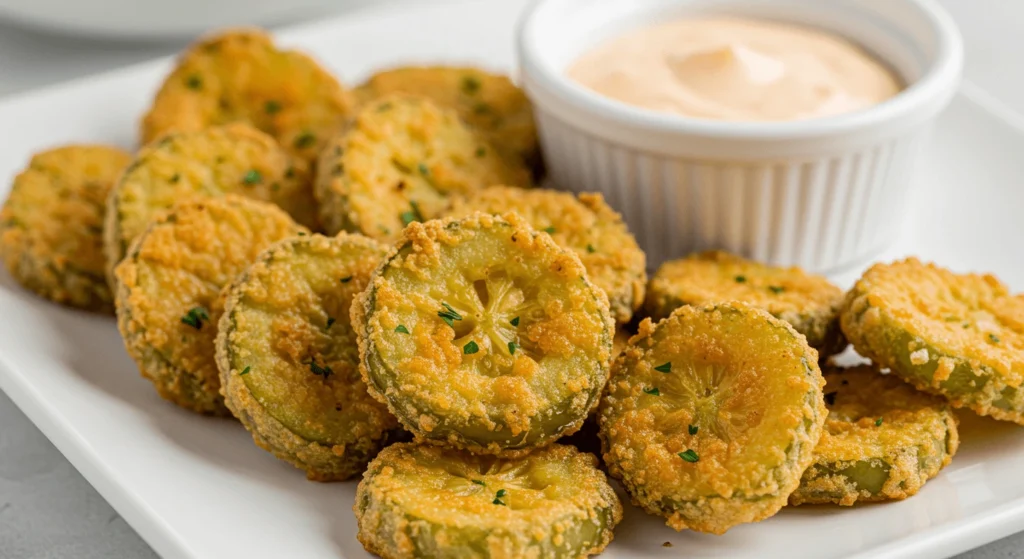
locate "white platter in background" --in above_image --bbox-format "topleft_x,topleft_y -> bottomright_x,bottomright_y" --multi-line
0,0 -> 1023,557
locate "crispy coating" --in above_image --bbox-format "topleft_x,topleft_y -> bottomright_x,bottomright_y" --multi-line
646,251 -> 846,358
140,28 -> 353,165
216,233 -> 397,480
355,66 -> 539,172
1,145 -> 130,313
353,212 -> 614,456
114,196 -> 307,415
448,186 -> 646,324
790,366 -> 959,506
354,443 -> 621,559
841,258 -> 1024,423
599,303 -> 826,534
315,96 -> 530,243
104,124 -> 315,285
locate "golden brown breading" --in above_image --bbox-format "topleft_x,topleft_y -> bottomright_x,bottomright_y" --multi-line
448,186 -> 646,324
141,28 -> 353,165
216,233 -> 397,481
1,145 -> 130,312
355,443 -> 621,559
315,96 -> 530,243
841,257 -> 1024,423
114,195 -> 307,415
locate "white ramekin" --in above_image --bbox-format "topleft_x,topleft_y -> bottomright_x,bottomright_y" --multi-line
518,0 -> 963,273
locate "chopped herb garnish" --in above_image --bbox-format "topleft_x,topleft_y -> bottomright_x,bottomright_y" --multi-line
340,276 -> 353,283
395,325 -> 410,334
185,74 -> 202,90
180,306 -> 210,330
294,132 -> 316,149
464,341 -> 480,355
508,341 -> 518,355
989,334 -> 1001,344
510,316 -> 520,327
735,275 -> 747,283
474,103 -> 492,115
400,200 -> 424,227
309,360 -> 334,379
169,173 -> 181,184
678,449 -> 699,463
492,489 -> 508,505
688,424 -> 698,435
418,162 -> 430,176
461,76 -> 482,95
242,169 -> 262,185
586,244 -> 596,253
438,302 -> 463,328
285,167 -> 296,178
239,366 -> 251,376
475,147 -> 486,158
643,387 -> 661,396
769,285 -> 785,294
264,100 -> 282,114
326,317 -> 336,329
542,226 -> 556,234
875,417 -> 884,426
654,362 -> 672,373
472,479 -> 486,486
824,391 -> 837,406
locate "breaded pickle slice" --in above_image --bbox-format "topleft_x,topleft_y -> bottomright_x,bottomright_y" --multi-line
353,213 -> 614,456
791,366 -> 959,506
355,66 -> 539,170
842,258 -> 1024,423
104,124 -> 316,284
141,28 -> 353,163
355,443 -> 622,559
315,96 -> 530,243
115,196 -> 306,415
216,233 -> 397,480
1,145 -> 130,313
449,186 -> 646,324
599,303 -> 826,534
647,251 -> 846,357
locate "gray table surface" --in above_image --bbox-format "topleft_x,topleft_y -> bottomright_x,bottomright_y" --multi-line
0,1 -> 1022,557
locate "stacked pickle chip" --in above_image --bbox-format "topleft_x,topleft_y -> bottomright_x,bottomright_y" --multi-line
10,24 -> 1024,558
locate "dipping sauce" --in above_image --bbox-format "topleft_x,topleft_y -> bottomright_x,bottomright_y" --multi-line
567,17 -> 902,122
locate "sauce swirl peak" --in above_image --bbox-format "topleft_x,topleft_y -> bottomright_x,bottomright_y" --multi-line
568,17 -> 902,122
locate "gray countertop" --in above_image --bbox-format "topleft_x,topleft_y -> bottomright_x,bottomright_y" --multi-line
0,1 -> 1022,557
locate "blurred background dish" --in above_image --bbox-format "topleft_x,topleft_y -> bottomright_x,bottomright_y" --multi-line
0,0 -> 373,39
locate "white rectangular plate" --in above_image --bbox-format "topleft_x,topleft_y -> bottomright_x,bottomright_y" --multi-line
1,1 -> 1023,557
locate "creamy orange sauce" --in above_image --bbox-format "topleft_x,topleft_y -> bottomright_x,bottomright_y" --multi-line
568,17 -> 902,122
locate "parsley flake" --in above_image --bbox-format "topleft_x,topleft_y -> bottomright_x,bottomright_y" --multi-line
735,275 -> 747,283
989,334 -> 1001,344
461,76 -> 482,95
294,132 -> 316,149
586,244 -> 596,253
464,341 -> 480,355
181,306 -> 210,330
169,173 -> 181,184
643,387 -> 661,396
472,479 -> 486,486
395,325 -> 410,334
185,74 -> 202,90
875,417 -> 884,426
340,276 -> 353,283
493,489 -> 508,505
326,317 -> 336,329
475,147 -> 486,158
508,341 -> 518,355
400,201 -> 424,226
264,100 -> 282,114
654,362 -> 672,373
309,360 -> 334,379
438,303 -> 463,327
239,366 -> 251,376
688,424 -> 698,435
542,226 -> 556,234
242,169 -> 262,185
678,449 -> 700,463
418,163 -> 430,176
510,316 -> 520,327
769,285 -> 785,294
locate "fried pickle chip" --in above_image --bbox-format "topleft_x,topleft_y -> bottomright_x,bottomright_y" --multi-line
354,443 -> 621,559
599,303 -> 826,534
355,66 -> 539,172
216,233 -> 396,480
1,145 -> 130,312
104,124 -> 315,285
353,213 -> 613,456
448,186 -> 645,324
115,196 -> 307,415
841,258 -> 1024,423
646,251 -> 846,357
315,96 -> 530,243
791,366 -> 959,506
140,28 -> 353,164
